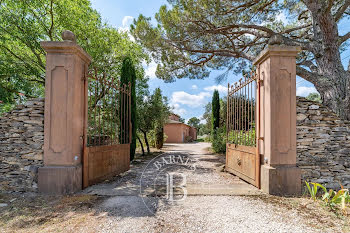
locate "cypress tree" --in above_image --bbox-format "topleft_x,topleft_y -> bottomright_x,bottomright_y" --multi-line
120,57 -> 137,161
211,90 -> 220,131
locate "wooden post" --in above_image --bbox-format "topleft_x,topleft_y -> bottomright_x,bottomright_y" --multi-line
38,31 -> 92,194
253,45 -> 301,195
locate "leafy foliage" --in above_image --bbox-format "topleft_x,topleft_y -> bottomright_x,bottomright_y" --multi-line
178,117 -> 185,123
131,0 -> 350,120
228,129 -> 256,146
137,87 -> 170,154
187,117 -> 200,128
0,0 -> 147,112
211,127 -> 226,153
306,93 -> 322,103
305,181 -> 350,213
151,88 -> 170,149
212,90 -> 220,131
120,57 -> 137,161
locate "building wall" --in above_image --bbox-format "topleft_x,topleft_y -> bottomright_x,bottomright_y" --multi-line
189,127 -> 197,140
0,98 -> 44,192
164,123 -> 188,143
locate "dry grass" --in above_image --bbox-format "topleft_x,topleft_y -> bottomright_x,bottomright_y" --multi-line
248,194 -> 350,232
0,193 -> 106,232
0,150 -> 165,232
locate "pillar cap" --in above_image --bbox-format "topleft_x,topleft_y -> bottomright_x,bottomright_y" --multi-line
40,40 -> 92,64
253,45 -> 301,66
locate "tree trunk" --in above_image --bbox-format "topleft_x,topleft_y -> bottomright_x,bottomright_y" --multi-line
301,1 -> 350,120
141,130 -> 150,154
314,72 -> 350,120
155,127 -> 164,149
137,134 -> 145,156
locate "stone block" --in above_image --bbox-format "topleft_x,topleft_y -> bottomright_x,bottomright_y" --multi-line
260,164 -> 301,196
38,165 -> 82,194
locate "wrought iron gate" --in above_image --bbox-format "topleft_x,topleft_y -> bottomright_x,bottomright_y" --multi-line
226,70 -> 261,188
83,69 -> 131,188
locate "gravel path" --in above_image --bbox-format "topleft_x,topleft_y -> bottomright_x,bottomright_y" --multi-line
82,143 -> 325,232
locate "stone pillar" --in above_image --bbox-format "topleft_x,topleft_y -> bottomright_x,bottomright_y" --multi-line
253,45 -> 301,195
38,31 -> 91,194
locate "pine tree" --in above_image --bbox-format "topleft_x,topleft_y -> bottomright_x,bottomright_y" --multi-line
120,57 -> 137,161
211,90 -> 220,131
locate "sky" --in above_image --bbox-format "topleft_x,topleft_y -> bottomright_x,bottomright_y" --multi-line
90,0 -> 350,123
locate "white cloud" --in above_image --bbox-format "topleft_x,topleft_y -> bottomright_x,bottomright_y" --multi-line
171,103 -> 187,116
276,12 -> 288,24
171,91 -> 211,107
204,85 -> 227,93
122,16 -> 134,28
200,119 -> 206,124
144,61 -> 157,79
118,16 -> 135,41
296,86 -> 317,97
191,85 -> 198,90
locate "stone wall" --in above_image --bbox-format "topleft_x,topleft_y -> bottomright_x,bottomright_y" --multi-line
1,96 -> 349,193
296,97 -> 350,189
0,98 -> 44,192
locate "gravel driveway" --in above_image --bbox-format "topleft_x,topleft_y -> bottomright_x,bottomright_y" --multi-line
81,142 -> 331,232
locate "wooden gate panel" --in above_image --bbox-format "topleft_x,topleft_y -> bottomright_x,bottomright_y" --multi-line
226,144 -> 258,186
83,144 -> 130,187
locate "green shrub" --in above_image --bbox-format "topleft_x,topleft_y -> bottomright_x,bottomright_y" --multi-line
305,181 -> 350,212
211,127 -> 226,153
204,135 -> 211,142
227,127 -> 256,146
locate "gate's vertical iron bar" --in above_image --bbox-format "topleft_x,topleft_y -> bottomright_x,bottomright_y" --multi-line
124,85 -> 126,144
231,90 -> 233,143
121,85 -> 124,144
123,85 -> 125,144
237,82 -> 240,145
94,70 -> 98,146
238,79 -> 243,144
232,92 -> 234,144
110,88 -> 113,146
102,74 -> 106,145
230,89 -> 233,142
232,87 -> 235,142
247,78 -> 250,145
244,76 -> 247,145
114,87 -> 119,144
119,86 -> 122,144
226,83 -> 229,142
235,83 -> 238,144
125,85 -> 128,144
98,79 -> 101,146
250,81 -> 255,145
129,83 -> 132,144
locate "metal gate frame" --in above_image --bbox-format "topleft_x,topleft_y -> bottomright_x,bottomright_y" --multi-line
82,68 -> 131,188
226,70 -> 261,188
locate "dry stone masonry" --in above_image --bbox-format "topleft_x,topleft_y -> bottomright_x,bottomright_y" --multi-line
0,98 -> 44,192
0,97 -> 349,192
296,97 -> 350,190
